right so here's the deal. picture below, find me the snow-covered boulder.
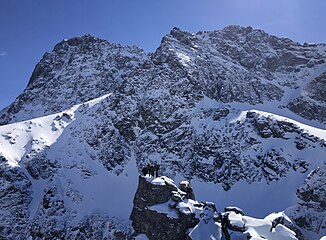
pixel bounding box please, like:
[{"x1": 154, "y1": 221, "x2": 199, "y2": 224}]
[
  {"x1": 188, "y1": 203, "x2": 222, "y2": 240},
  {"x1": 190, "y1": 208, "x2": 298, "y2": 240},
  {"x1": 178, "y1": 180, "x2": 196, "y2": 200}
]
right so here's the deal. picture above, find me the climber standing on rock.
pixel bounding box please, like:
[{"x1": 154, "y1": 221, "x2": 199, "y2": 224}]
[
  {"x1": 141, "y1": 166, "x2": 148, "y2": 176},
  {"x1": 154, "y1": 163, "x2": 160, "y2": 177},
  {"x1": 146, "y1": 163, "x2": 151, "y2": 177},
  {"x1": 149, "y1": 164, "x2": 155, "y2": 177}
]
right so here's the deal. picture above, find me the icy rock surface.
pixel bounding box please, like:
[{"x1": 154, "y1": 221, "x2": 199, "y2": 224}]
[
  {"x1": 286, "y1": 163, "x2": 326, "y2": 239},
  {"x1": 0, "y1": 156, "x2": 32, "y2": 238}
]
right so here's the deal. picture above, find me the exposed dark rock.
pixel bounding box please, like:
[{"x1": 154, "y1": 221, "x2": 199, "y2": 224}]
[
  {"x1": 132, "y1": 176, "x2": 178, "y2": 209},
  {"x1": 130, "y1": 176, "x2": 199, "y2": 240},
  {"x1": 286, "y1": 163, "x2": 326, "y2": 238},
  {"x1": 0, "y1": 157, "x2": 32, "y2": 238},
  {"x1": 288, "y1": 71, "x2": 326, "y2": 123}
]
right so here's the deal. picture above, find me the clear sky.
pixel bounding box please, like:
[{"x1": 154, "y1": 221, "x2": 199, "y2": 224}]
[{"x1": 0, "y1": 0, "x2": 325, "y2": 111}]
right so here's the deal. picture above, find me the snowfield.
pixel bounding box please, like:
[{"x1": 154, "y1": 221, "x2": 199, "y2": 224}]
[{"x1": 0, "y1": 94, "x2": 139, "y2": 222}]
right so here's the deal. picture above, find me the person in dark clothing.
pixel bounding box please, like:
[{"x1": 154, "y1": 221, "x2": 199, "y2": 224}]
[
  {"x1": 149, "y1": 164, "x2": 155, "y2": 177},
  {"x1": 154, "y1": 163, "x2": 160, "y2": 177},
  {"x1": 146, "y1": 163, "x2": 151, "y2": 176},
  {"x1": 141, "y1": 166, "x2": 147, "y2": 176}
]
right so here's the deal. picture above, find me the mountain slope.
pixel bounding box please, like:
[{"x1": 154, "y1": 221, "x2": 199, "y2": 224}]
[
  {"x1": 1, "y1": 92, "x2": 325, "y2": 239},
  {"x1": 0, "y1": 26, "x2": 326, "y2": 239},
  {"x1": 0, "y1": 94, "x2": 137, "y2": 238}
]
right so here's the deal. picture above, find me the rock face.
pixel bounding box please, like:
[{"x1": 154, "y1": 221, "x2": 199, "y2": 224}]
[
  {"x1": 286, "y1": 163, "x2": 326, "y2": 239},
  {"x1": 0, "y1": 27, "x2": 325, "y2": 186},
  {"x1": 0, "y1": 156, "x2": 32, "y2": 238},
  {"x1": 0, "y1": 26, "x2": 325, "y2": 239},
  {"x1": 288, "y1": 71, "x2": 326, "y2": 123},
  {"x1": 0, "y1": 158, "x2": 132, "y2": 239},
  {"x1": 130, "y1": 176, "x2": 200, "y2": 240}
]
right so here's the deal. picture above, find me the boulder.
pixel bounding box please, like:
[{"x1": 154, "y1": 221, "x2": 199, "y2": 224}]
[{"x1": 179, "y1": 180, "x2": 196, "y2": 200}]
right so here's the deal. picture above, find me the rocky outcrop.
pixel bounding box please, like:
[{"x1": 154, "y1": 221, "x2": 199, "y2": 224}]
[
  {"x1": 286, "y1": 163, "x2": 326, "y2": 239},
  {"x1": 130, "y1": 176, "x2": 200, "y2": 240},
  {"x1": 0, "y1": 156, "x2": 32, "y2": 238},
  {"x1": 288, "y1": 71, "x2": 326, "y2": 123},
  {"x1": 131, "y1": 176, "x2": 299, "y2": 240}
]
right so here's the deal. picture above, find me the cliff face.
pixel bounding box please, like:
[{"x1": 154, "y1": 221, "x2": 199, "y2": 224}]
[
  {"x1": 286, "y1": 163, "x2": 326, "y2": 239},
  {"x1": 288, "y1": 71, "x2": 326, "y2": 123},
  {"x1": 130, "y1": 176, "x2": 199, "y2": 240}
]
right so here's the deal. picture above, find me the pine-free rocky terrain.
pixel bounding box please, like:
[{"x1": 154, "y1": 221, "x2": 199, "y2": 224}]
[{"x1": 0, "y1": 25, "x2": 326, "y2": 239}]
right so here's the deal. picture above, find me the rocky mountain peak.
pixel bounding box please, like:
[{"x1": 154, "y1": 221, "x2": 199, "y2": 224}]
[
  {"x1": 0, "y1": 34, "x2": 148, "y2": 125},
  {"x1": 55, "y1": 34, "x2": 103, "y2": 48},
  {"x1": 28, "y1": 34, "x2": 108, "y2": 87},
  {"x1": 169, "y1": 27, "x2": 198, "y2": 46},
  {"x1": 220, "y1": 24, "x2": 255, "y2": 40},
  {"x1": 2, "y1": 25, "x2": 326, "y2": 125}
]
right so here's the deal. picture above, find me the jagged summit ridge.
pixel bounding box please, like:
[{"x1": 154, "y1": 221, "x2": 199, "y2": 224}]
[{"x1": 1, "y1": 25, "x2": 326, "y2": 125}]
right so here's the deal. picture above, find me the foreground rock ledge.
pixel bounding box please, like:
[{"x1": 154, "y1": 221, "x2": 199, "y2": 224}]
[
  {"x1": 130, "y1": 176, "x2": 200, "y2": 240},
  {"x1": 129, "y1": 175, "x2": 300, "y2": 240}
]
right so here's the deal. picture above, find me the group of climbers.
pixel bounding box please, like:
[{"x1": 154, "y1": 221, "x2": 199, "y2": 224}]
[{"x1": 141, "y1": 162, "x2": 160, "y2": 178}]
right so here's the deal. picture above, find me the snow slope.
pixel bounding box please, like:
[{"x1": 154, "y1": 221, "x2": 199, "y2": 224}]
[{"x1": 0, "y1": 94, "x2": 139, "y2": 233}]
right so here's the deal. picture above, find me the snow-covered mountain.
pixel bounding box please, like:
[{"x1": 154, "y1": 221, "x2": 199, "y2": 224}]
[{"x1": 0, "y1": 25, "x2": 326, "y2": 239}]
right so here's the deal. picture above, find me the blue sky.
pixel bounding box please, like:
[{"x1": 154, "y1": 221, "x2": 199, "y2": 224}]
[{"x1": 0, "y1": 0, "x2": 325, "y2": 111}]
